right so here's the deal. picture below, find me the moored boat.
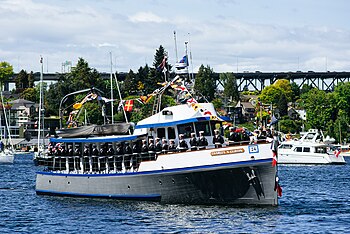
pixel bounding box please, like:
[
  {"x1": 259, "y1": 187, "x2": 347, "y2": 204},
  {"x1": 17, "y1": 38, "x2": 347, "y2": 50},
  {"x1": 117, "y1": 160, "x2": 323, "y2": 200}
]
[
  {"x1": 36, "y1": 102, "x2": 279, "y2": 206},
  {"x1": 278, "y1": 129, "x2": 346, "y2": 164}
]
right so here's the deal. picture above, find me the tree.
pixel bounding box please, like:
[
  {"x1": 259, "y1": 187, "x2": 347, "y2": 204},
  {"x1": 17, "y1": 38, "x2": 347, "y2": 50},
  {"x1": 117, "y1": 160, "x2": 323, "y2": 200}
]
[
  {"x1": 259, "y1": 85, "x2": 284, "y2": 104},
  {"x1": 301, "y1": 88, "x2": 333, "y2": 132},
  {"x1": 14, "y1": 70, "x2": 29, "y2": 93},
  {"x1": 0, "y1": 61, "x2": 14, "y2": 90},
  {"x1": 273, "y1": 79, "x2": 293, "y2": 102},
  {"x1": 221, "y1": 72, "x2": 239, "y2": 102},
  {"x1": 20, "y1": 88, "x2": 37, "y2": 102},
  {"x1": 290, "y1": 82, "x2": 300, "y2": 102},
  {"x1": 194, "y1": 65, "x2": 216, "y2": 101},
  {"x1": 277, "y1": 93, "x2": 288, "y2": 117},
  {"x1": 46, "y1": 59, "x2": 107, "y2": 124},
  {"x1": 123, "y1": 69, "x2": 137, "y2": 96}
]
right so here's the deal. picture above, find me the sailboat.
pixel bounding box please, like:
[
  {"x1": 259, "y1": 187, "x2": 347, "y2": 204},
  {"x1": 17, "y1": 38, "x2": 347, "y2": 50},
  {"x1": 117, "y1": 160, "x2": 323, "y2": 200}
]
[
  {"x1": 0, "y1": 89, "x2": 14, "y2": 164},
  {"x1": 33, "y1": 57, "x2": 46, "y2": 165}
]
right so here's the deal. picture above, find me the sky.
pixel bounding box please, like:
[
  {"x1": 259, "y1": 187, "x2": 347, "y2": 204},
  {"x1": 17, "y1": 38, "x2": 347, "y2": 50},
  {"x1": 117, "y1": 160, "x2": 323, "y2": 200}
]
[{"x1": 1, "y1": 0, "x2": 350, "y2": 74}]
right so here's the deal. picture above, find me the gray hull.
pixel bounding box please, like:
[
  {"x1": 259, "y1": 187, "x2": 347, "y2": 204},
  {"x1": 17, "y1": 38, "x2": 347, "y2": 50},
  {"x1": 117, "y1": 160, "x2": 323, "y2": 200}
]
[{"x1": 36, "y1": 159, "x2": 278, "y2": 206}]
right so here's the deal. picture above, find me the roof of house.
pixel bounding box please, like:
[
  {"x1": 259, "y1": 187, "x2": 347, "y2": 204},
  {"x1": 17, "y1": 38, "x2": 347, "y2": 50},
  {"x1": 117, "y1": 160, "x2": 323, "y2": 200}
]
[{"x1": 8, "y1": 99, "x2": 35, "y2": 109}]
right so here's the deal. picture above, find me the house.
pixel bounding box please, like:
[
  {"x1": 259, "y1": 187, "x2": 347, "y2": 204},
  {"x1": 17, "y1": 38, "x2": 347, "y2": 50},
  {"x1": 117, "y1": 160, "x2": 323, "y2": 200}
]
[{"x1": 236, "y1": 101, "x2": 256, "y2": 122}]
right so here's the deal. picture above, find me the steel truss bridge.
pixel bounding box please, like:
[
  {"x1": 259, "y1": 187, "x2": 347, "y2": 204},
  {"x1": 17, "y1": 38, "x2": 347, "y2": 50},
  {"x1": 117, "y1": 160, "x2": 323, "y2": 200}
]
[{"x1": 9, "y1": 71, "x2": 350, "y2": 92}]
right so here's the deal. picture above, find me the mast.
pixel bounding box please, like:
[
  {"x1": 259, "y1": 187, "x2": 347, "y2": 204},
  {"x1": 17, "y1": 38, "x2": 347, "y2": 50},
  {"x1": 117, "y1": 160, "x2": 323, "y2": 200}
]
[
  {"x1": 188, "y1": 33, "x2": 195, "y2": 82},
  {"x1": 113, "y1": 73, "x2": 129, "y2": 123},
  {"x1": 174, "y1": 31, "x2": 178, "y2": 63},
  {"x1": 37, "y1": 56, "x2": 44, "y2": 149},
  {"x1": 110, "y1": 52, "x2": 114, "y2": 124},
  {"x1": 0, "y1": 90, "x2": 13, "y2": 149}
]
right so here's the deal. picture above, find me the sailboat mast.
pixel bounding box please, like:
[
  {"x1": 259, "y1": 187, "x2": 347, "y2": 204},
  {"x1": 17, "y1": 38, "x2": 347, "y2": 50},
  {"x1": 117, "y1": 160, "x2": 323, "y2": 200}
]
[
  {"x1": 37, "y1": 56, "x2": 44, "y2": 148},
  {"x1": 174, "y1": 31, "x2": 178, "y2": 63},
  {"x1": 113, "y1": 73, "x2": 129, "y2": 123},
  {"x1": 109, "y1": 52, "x2": 114, "y2": 124}
]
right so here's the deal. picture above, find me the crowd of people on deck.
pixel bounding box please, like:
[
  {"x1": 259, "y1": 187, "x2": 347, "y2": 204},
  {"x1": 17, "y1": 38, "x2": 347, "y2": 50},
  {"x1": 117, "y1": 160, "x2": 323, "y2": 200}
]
[{"x1": 44, "y1": 125, "x2": 277, "y2": 173}]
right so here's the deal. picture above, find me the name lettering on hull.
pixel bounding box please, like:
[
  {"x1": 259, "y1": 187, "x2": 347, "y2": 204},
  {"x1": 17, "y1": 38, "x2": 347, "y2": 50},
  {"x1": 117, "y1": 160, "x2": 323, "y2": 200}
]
[{"x1": 211, "y1": 148, "x2": 245, "y2": 156}]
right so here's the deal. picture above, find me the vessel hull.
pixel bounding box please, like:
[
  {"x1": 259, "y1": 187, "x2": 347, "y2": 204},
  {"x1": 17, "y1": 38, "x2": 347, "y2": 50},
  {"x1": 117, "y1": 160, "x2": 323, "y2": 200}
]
[{"x1": 36, "y1": 159, "x2": 277, "y2": 206}]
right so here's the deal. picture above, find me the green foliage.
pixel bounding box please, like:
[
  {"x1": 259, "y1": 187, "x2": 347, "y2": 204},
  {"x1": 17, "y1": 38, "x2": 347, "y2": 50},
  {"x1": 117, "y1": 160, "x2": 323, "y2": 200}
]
[
  {"x1": 259, "y1": 79, "x2": 293, "y2": 107},
  {"x1": 123, "y1": 69, "x2": 137, "y2": 96},
  {"x1": 221, "y1": 72, "x2": 239, "y2": 101},
  {"x1": 259, "y1": 85, "x2": 284, "y2": 104},
  {"x1": 212, "y1": 98, "x2": 223, "y2": 110},
  {"x1": 194, "y1": 65, "x2": 216, "y2": 101},
  {"x1": 20, "y1": 88, "x2": 37, "y2": 102},
  {"x1": 14, "y1": 70, "x2": 31, "y2": 93},
  {"x1": 278, "y1": 117, "x2": 302, "y2": 134},
  {"x1": 0, "y1": 61, "x2": 14, "y2": 90},
  {"x1": 290, "y1": 82, "x2": 300, "y2": 102},
  {"x1": 277, "y1": 93, "x2": 288, "y2": 117}
]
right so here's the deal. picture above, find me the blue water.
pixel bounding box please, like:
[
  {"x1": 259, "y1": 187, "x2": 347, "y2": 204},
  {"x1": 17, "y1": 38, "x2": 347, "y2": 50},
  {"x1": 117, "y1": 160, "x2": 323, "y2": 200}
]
[{"x1": 1, "y1": 156, "x2": 350, "y2": 233}]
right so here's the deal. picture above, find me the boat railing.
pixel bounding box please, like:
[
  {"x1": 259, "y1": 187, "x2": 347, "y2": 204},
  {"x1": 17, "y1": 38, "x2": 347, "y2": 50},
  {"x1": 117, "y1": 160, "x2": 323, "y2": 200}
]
[{"x1": 40, "y1": 138, "x2": 271, "y2": 174}]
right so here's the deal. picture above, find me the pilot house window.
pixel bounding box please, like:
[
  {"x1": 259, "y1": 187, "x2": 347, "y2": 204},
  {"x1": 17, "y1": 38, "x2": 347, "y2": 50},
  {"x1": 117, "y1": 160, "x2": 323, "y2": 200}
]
[
  {"x1": 177, "y1": 123, "x2": 193, "y2": 138},
  {"x1": 157, "y1": 128, "x2": 166, "y2": 139}
]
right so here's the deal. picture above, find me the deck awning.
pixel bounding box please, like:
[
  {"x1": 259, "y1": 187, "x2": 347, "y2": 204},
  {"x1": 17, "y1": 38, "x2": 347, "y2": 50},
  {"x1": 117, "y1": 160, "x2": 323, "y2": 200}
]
[{"x1": 49, "y1": 134, "x2": 147, "y2": 143}]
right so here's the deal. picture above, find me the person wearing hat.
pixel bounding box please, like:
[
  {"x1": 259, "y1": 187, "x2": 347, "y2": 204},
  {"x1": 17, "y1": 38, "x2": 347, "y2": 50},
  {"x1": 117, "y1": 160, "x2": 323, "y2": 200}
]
[
  {"x1": 189, "y1": 132, "x2": 198, "y2": 151},
  {"x1": 155, "y1": 137, "x2": 162, "y2": 154},
  {"x1": 228, "y1": 126, "x2": 239, "y2": 145},
  {"x1": 161, "y1": 138, "x2": 169, "y2": 154},
  {"x1": 213, "y1": 129, "x2": 224, "y2": 148},
  {"x1": 74, "y1": 144, "x2": 81, "y2": 156},
  {"x1": 198, "y1": 131, "x2": 208, "y2": 150},
  {"x1": 124, "y1": 142, "x2": 132, "y2": 170},
  {"x1": 178, "y1": 134, "x2": 188, "y2": 152},
  {"x1": 148, "y1": 138, "x2": 156, "y2": 160},
  {"x1": 141, "y1": 139, "x2": 149, "y2": 161},
  {"x1": 168, "y1": 139, "x2": 177, "y2": 153}
]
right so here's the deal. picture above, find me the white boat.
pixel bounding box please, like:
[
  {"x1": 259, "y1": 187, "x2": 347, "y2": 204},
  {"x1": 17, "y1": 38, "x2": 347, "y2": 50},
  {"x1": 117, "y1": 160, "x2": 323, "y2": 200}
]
[
  {"x1": 278, "y1": 129, "x2": 346, "y2": 164},
  {"x1": 0, "y1": 148, "x2": 14, "y2": 164},
  {"x1": 0, "y1": 88, "x2": 14, "y2": 164},
  {"x1": 35, "y1": 102, "x2": 279, "y2": 206}
]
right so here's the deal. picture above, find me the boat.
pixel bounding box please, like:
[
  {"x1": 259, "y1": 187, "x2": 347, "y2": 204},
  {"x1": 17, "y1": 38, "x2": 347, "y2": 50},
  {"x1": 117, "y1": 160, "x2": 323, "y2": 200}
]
[
  {"x1": 278, "y1": 129, "x2": 346, "y2": 164},
  {"x1": 35, "y1": 101, "x2": 279, "y2": 206},
  {"x1": 0, "y1": 89, "x2": 14, "y2": 164}
]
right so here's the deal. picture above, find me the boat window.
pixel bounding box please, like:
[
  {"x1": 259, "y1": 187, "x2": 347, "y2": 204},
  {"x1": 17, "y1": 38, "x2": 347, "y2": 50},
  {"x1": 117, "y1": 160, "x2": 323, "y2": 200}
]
[
  {"x1": 303, "y1": 147, "x2": 310, "y2": 152},
  {"x1": 212, "y1": 121, "x2": 223, "y2": 135},
  {"x1": 315, "y1": 147, "x2": 327, "y2": 153},
  {"x1": 305, "y1": 133, "x2": 315, "y2": 140},
  {"x1": 157, "y1": 128, "x2": 166, "y2": 139},
  {"x1": 195, "y1": 121, "x2": 211, "y2": 136},
  {"x1": 294, "y1": 147, "x2": 302, "y2": 152},
  {"x1": 177, "y1": 123, "x2": 193, "y2": 138},
  {"x1": 168, "y1": 127, "x2": 176, "y2": 140},
  {"x1": 280, "y1": 144, "x2": 293, "y2": 149}
]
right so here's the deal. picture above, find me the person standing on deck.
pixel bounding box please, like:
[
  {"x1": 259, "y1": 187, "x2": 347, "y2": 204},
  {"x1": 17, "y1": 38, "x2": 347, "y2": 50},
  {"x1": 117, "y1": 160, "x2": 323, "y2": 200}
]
[
  {"x1": 178, "y1": 134, "x2": 188, "y2": 152},
  {"x1": 189, "y1": 132, "x2": 198, "y2": 151},
  {"x1": 213, "y1": 129, "x2": 224, "y2": 148},
  {"x1": 198, "y1": 131, "x2": 208, "y2": 150}
]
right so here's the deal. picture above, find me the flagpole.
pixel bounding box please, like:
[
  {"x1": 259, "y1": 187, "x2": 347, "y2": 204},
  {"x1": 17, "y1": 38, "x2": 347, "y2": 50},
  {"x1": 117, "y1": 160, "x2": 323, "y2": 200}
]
[
  {"x1": 174, "y1": 31, "x2": 178, "y2": 64},
  {"x1": 113, "y1": 73, "x2": 129, "y2": 123},
  {"x1": 188, "y1": 32, "x2": 195, "y2": 82},
  {"x1": 110, "y1": 52, "x2": 114, "y2": 124}
]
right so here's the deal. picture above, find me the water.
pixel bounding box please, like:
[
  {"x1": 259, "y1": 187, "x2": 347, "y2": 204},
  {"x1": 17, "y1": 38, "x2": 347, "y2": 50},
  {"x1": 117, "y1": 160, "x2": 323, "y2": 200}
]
[{"x1": 1, "y1": 156, "x2": 350, "y2": 233}]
